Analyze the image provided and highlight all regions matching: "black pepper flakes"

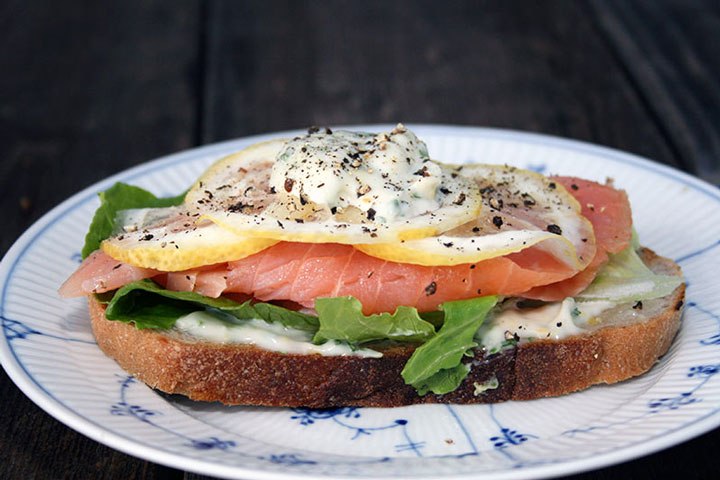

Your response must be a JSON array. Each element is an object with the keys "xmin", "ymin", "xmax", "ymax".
[
  {"xmin": 633, "ymin": 301, "xmax": 643, "ymax": 310},
  {"xmin": 141, "ymin": 234, "xmax": 154, "ymax": 241},
  {"xmin": 489, "ymin": 197, "xmax": 503, "ymax": 210},
  {"xmin": 492, "ymin": 216, "xmax": 503, "ymax": 228},
  {"xmin": 414, "ymin": 166, "xmax": 430, "ymax": 177},
  {"xmin": 547, "ymin": 224, "xmax": 562, "ymax": 235},
  {"xmin": 521, "ymin": 193, "xmax": 536, "ymax": 207},
  {"xmin": 367, "ymin": 208, "xmax": 377, "ymax": 221},
  {"xmin": 228, "ymin": 201, "xmax": 253, "ymax": 213},
  {"xmin": 425, "ymin": 281, "xmax": 437, "ymax": 296}
]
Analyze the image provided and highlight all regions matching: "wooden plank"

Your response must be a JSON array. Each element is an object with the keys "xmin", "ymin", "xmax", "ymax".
[
  {"xmin": 201, "ymin": 0, "xmax": 678, "ymax": 170},
  {"xmin": 0, "ymin": 0, "xmax": 199, "ymax": 478},
  {"xmin": 0, "ymin": 0, "xmax": 202, "ymax": 254},
  {"xmin": 588, "ymin": 0, "xmax": 720, "ymax": 183}
]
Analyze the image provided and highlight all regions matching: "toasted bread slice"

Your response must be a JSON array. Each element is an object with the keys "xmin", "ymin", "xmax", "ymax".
[{"xmin": 89, "ymin": 248, "xmax": 685, "ymax": 407}]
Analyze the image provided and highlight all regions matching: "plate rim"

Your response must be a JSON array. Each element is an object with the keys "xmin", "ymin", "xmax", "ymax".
[{"xmin": 1, "ymin": 124, "xmax": 719, "ymax": 480}]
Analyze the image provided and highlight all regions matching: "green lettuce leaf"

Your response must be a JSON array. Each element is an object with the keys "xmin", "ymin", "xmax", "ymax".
[
  {"xmin": 105, "ymin": 279, "xmax": 318, "ymax": 331},
  {"xmin": 401, "ymin": 296, "xmax": 498, "ymax": 395},
  {"xmin": 312, "ymin": 296, "xmax": 436, "ymax": 344},
  {"xmin": 576, "ymin": 244, "xmax": 683, "ymax": 303},
  {"xmin": 82, "ymin": 183, "xmax": 186, "ymax": 258}
]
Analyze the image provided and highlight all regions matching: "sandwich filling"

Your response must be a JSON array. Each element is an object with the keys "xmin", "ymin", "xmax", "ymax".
[{"xmin": 60, "ymin": 125, "xmax": 683, "ymax": 396}]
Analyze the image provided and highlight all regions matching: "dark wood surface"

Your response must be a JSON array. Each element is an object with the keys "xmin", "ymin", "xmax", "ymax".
[{"xmin": 1, "ymin": 1, "xmax": 718, "ymax": 478}]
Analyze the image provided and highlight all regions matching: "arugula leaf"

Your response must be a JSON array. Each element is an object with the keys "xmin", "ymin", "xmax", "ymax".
[
  {"xmin": 312, "ymin": 296, "xmax": 436, "ymax": 344},
  {"xmin": 401, "ymin": 296, "xmax": 497, "ymax": 395},
  {"xmin": 105, "ymin": 280, "xmax": 318, "ymax": 331},
  {"xmin": 105, "ymin": 280, "xmax": 243, "ymax": 328},
  {"xmin": 224, "ymin": 301, "xmax": 319, "ymax": 333},
  {"xmin": 82, "ymin": 183, "xmax": 186, "ymax": 258}
]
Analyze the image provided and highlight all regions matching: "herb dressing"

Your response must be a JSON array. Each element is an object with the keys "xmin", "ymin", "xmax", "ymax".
[
  {"xmin": 478, "ymin": 298, "xmax": 616, "ymax": 354},
  {"xmin": 174, "ymin": 311, "xmax": 382, "ymax": 358},
  {"xmin": 270, "ymin": 124, "xmax": 452, "ymax": 223}
]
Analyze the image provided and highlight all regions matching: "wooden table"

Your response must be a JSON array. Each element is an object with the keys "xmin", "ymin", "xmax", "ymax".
[{"xmin": 1, "ymin": 1, "xmax": 718, "ymax": 478}]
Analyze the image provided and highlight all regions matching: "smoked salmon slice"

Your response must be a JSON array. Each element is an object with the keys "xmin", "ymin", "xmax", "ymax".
[
  {"xmin": 223, "ymin": 241, "xmax": 578, "ymax": 314},
  {"xmin": 521, "ymin": 177, "xmax": 632, "ymax": 301},
  {"xmin": 59, "ymin": 177, "xmax": 632, "ymax": 315},
  {"xmin": 58, "ymin": 250, "xmax": 158, "ymax": 297}
]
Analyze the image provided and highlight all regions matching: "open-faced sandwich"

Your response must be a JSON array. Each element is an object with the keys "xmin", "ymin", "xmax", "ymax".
[{"xmin": 59, "ymin": 125, "xmax": 685, "ymax": 407}]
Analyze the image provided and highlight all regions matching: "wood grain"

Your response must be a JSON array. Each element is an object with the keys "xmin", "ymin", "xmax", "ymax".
[
  {"xmin": 0, "ymin": 0, "xmax": 201, "ymax": 253},
  {"xmin": 589, "ymin": 0, "xmax": 720, "ymax": 183},
  {"xmin": 200, "ymin": 0, "xmax": 678, "ymax": 170}
]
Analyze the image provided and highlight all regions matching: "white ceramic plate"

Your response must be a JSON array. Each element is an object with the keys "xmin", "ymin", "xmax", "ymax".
[{"xmin": 2, "ymin": 125, "xmax": 719, "ymax": 480}]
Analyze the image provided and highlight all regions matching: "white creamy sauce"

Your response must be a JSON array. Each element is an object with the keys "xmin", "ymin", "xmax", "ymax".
[
  {"xmin": 269, "ymin": 124, "xmax": 445, "ymax": 222},
  {"xmin": 174, "ymin": 299, "xmax": 618, "ymax": 360},
  {"xmin": 473, "ymin": 376, "xmax": 499, "ymax": 396},
  {"xmin": 174, "ymin": 311, "xmax": 382, "ymax": 358},
  {"xmin": 478, "ymin": 298, "xmax": 616, "ymax": 354}
]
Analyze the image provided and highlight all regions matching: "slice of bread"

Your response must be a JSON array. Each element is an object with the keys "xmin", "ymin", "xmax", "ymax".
[{"xmin": 89, "ymin": 248, "xmax": 685, "ymax": 407}]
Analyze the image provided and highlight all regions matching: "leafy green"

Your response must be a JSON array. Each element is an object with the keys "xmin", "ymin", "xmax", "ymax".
[
  {"xmin": 312, "ymin": 296, "xmax": 436, "ymax": 344},
  {"xmin": 105, "ymin": 280, "xmax": 243, "ymax": 329},
  {"xmin": 401, "ymin": 296, "xmax": 498, "ymax": 395},
  {"xmin": 226, "ymin": 301, "xmax": 319, "ymax": 333},
  {"xmin": 414, "ymin": 364, "xmax": 471, "ymax": 396},
  {"xmin": 104, "ymin": 279, "xmax": 499, "ymax": 396},
  {"xmin": 576, "ymin": 242, "xmax": 683, "ymax": 303},
  {"xmin": 82, "ymin": 183, "xmax": 186, "ymax": 258},
  {"xmin": 105, "ymin": 279, "xmax": 318, "ymax": 331}
]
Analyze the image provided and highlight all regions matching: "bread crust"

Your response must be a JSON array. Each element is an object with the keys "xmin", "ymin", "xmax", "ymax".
[{"xmin": 89, "ymin": 248, "xmax": 685, "ymax": 407}]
